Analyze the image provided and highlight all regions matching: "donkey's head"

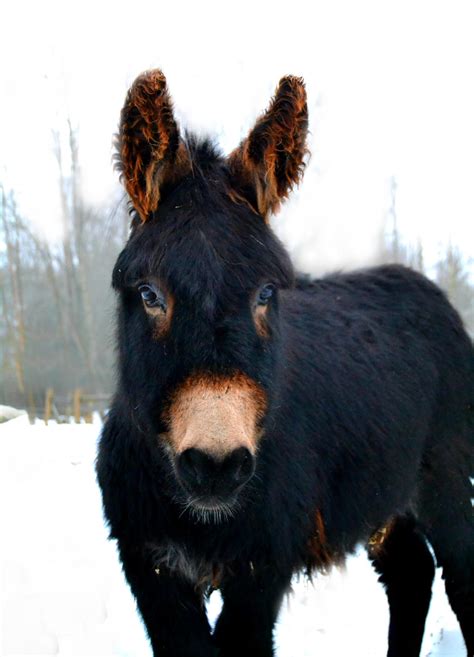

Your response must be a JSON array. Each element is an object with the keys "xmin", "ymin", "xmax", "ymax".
[{"xmin": 113, "ymin": 70, "xmax": 308, "ymax": 521}]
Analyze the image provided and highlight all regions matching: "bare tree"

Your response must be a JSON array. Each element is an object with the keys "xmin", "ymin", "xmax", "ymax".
[
  {"xmin": 435, "ymin": 244, "xmax": 474, "ymax": 335},
  {"xmin": 53, "ymin": 120, "xmax": 100, "ymax": 388},
  {"xmin": 0, "ymin": 186, "xmax": 26, "ymax": 393}
]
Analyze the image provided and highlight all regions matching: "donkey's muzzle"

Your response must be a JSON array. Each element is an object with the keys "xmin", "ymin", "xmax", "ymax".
[{"xmin": 176, "ymin": 447, "xmax": 255, "ymax": 499}]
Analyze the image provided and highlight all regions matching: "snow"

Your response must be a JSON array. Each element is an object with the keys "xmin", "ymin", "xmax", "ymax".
[
  {"xmin": 0, "ymin": 405, "xmax": 27, "ymax": 423},
  {"xmin": 0, "ymin": 417, "xmax": 465, "ymax": 657}
]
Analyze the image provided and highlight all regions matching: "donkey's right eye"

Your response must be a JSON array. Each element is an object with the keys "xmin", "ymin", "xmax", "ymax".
[{"xmin": 138, "ymin": 284, "xmax": 167, "ymax": 311}]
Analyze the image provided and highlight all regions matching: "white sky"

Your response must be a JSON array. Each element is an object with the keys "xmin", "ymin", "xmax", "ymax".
[{"xmin": 1, "ymin": 0, "xmax": 473, "ymax": 274}]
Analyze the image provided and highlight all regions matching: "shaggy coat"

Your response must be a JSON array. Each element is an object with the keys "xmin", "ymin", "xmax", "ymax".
[{"xmin": 96, "ymin": 70, "xmax": 474, "ymax": 657}]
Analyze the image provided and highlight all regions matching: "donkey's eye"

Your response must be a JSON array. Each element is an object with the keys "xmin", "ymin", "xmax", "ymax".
[
  {"xmin": 257, "ymin": 284, "xmax": 275, "ymax": 306},
  {"xmin": 138, "ymin": 284, "xmax": 167, "ymax": 311}
]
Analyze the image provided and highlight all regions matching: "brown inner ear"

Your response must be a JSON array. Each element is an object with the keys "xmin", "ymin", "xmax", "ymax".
[
  {"xmin": 116, "ymin": 69, "xmax": 191, "ymax": 222},
  {"xmin": 227, "ymin": 75, "xmax": 309, "ymax": 220}
]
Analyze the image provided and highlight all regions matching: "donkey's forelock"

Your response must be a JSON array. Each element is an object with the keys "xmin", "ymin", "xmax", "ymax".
[
  {"xmin": 112, "ymin": 170, "xmax": 296, "ymax": 297},
  {"xmin": 115, "ymin": 69, "xmax": 309, "ymax": 224}
]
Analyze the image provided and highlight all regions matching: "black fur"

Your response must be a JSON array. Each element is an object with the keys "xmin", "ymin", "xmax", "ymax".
[{"xmin": 97, "ymin": 136, "xmax": 474, "ymax": 656}]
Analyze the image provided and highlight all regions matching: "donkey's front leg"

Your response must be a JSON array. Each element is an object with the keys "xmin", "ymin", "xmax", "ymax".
[
  {"xmin": 214, "ymin": 563, "xmax": 292, "ymax": 657},
  {"xmin": 118, "ymin": 542, "xmax": 217, "ymax": 657}
]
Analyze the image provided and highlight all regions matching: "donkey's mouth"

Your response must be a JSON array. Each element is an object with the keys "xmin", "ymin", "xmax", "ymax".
[{"xmin": 181, "ymin": 495, "xmax": 240, "ymax": 524}]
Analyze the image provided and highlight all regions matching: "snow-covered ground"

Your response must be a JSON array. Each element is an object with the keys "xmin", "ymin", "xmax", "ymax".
[{"xmin": 0, "ymin": 417, "xmax": 465, "ymax": 657}]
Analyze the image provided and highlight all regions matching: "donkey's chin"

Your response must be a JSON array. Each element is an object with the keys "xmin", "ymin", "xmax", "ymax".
[{"xmin": 184, "ymin": 496, "xmax": 240, "ymax": 524}]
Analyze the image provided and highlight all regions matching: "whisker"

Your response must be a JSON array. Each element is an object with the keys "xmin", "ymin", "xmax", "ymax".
[{"xmin": 181, "ymin": 496, "xmax": 242, "ymax": 524}]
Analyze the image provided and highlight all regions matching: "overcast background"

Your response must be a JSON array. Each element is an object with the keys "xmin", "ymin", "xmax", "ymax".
[
  {"xmin": 2, "ymin": 0, "xmax": 474, "ymax": 264},
  {"xmin": 1, "ymin": 0, "xmax": 473, "ymax": 406}
]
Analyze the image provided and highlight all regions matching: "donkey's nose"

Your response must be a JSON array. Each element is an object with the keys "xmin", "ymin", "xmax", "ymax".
[{"xmin": 176, "ymin": 447, "xmax": 255, "ymax": 498}]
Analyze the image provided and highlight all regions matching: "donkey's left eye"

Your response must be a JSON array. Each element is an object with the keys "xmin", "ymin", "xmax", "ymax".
[
  {"xmin": 138, "ymin": 284, "xmax": 167, "ymax": 311},
  {"xmin": 257, "ymin": 284, "xmax": 275, "ymax": 306}
]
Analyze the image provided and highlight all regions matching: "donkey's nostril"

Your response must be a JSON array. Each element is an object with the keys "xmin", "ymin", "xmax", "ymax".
[
  {"xmin": 176, "ymin": 447, "xmax": 255, "ymax": 499},
  {"xmin": 176, "ymin": 448, "xmax": 208, "ymax": 488},
  {"xmin": 225, "ymin": 447, "xmax": 255, "ymax": 486}
]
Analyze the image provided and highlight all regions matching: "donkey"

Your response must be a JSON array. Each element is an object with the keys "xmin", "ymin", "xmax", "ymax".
[{"xmin": 96, "ymin": 70, "xmax": 474, "ymax": 657}]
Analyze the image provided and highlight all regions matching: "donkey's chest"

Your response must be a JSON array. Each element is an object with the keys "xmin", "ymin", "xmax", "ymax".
[{"xmin": 147, "ymin": 542, "xmax": 225, "ymax": 589}]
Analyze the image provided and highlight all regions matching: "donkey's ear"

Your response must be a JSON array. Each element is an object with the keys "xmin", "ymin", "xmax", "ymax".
[
  {"xmin": 227, "ymin": 76, "xmax": 308, "ymax": 220},
  {"xmin": 115, "ymin": 69, "xmax": 190, "ymax": 223}
]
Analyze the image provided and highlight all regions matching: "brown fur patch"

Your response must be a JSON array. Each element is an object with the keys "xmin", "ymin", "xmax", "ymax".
[
  {"xmin": 162, "ymin": 373, "xmax": 267, "ymax": 459},
  {"xmin": 227, "ymin": 75, "xmax": 309, "ymax": 220},
  {"xmin": 253, "ymin": 303, "xmax": 270, "ymax": 338},
  {"xmin": 143, "ymin": 291, "xmax": 174, "ymax": 340},
  {"xmin": 307, "ymin": 509, "xmax": 336, "ymax": 571},
  {"xmin": 367, "ymin": 518, "xmax": 395, "ymax": 557},
  {"xmin": 116, "ymin": 69, "xmax": 191, "ymax": 222}
]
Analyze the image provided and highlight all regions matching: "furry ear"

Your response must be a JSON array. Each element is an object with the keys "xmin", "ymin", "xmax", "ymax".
[
  {"xmin": 115, "ymin": 69, "xmax": 190, "ymax": 223},
  {"xmin": 227, "ymin": 76, "xmax": 308, "ymax": 220}
]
